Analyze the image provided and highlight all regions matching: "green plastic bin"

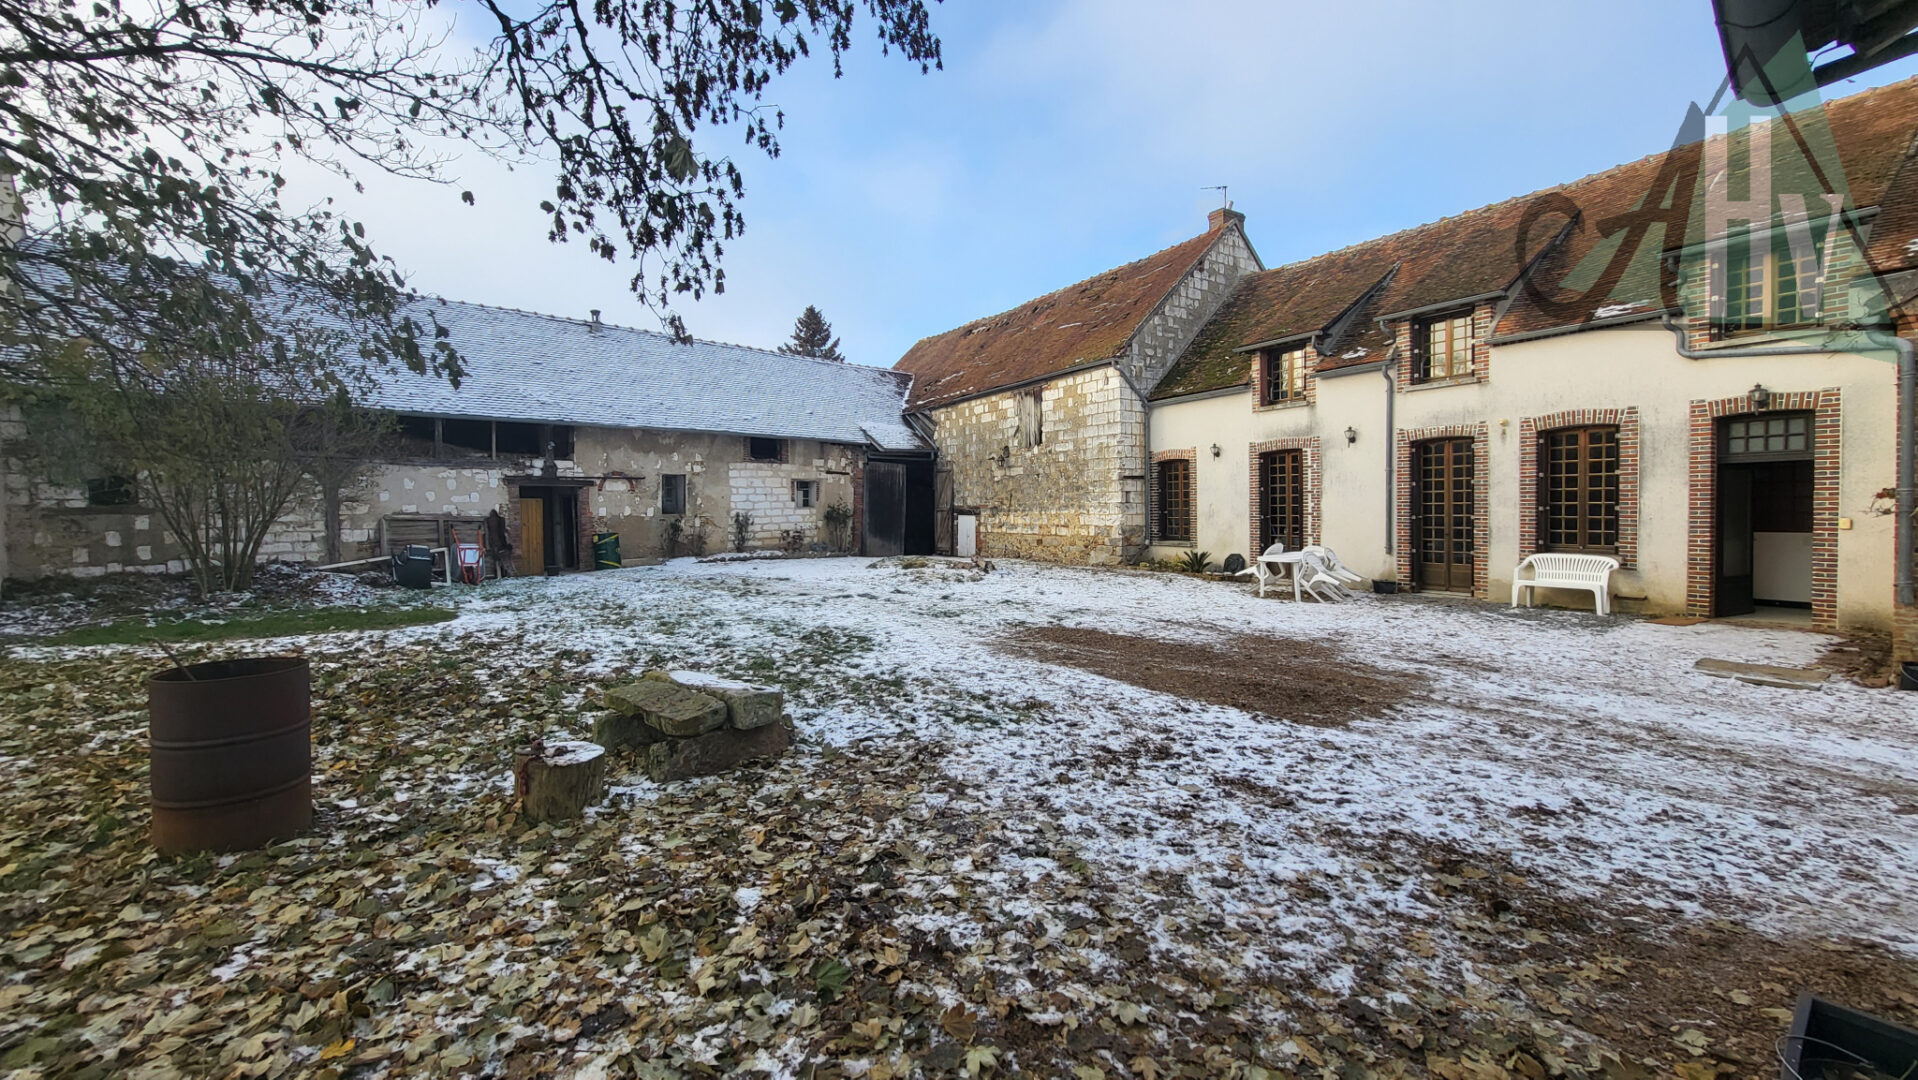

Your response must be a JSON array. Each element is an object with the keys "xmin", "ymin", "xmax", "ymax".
[{"xmin": 591, "ymin": 532, "xmax": 622, "ymax": 570}]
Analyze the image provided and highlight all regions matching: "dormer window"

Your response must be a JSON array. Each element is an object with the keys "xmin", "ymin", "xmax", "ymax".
[
  {"xmin": 1412, "ymin": 310, "xmax": 1474, "ymax": 382},
  {"xmin": 1713, "ymin": 225, "xmax": 1823, "ymax": 337},
  {"xmin": 1260, "ymin": 346, "xmax": 1309, "ymax": 405}
]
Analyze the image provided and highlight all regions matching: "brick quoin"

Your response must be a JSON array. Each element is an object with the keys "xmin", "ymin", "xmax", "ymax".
[
  {"xmin": 1517, "ymin": 407, "xmax": 1641, "ymax": 568},
  {"xmin": 1685, "ymin": 389, "xmax": 1841, "ymax": 629},
  {"xmin": 1244, "ymin": 437, "xmax": 1322, "ymax": 561},
  {"xmin": 1395, "ymin": 423, "xmax": 1491, "ymax": 598}
]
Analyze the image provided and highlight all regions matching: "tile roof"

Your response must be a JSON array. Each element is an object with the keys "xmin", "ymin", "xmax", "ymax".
[
  {"xmin": 892, "ymin": 225, "xmax": 1228, "ymax": 410},
  {"xmin": 369, "ymin": 298, "xmax": 925, "ymax": 451},
  {"xmin": 1152, "ymin": 76, "xmax": 1918, "ymax": 399}
]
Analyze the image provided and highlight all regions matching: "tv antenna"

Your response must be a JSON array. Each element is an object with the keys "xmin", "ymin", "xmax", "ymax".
[{"xmin": 1203, "ymin": 184, "xmax": 1230, "ymax": 209}]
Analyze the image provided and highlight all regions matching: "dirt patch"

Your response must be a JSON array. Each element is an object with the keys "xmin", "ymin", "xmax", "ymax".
[{"xmin": 1002, "ymin": 625, "xmax": 1422, "ymax": 727}]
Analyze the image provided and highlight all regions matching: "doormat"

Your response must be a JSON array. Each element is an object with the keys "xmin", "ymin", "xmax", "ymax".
[{"xmin": 1646, "ymin": 616, "xmax": 1708, "ymax": 626}]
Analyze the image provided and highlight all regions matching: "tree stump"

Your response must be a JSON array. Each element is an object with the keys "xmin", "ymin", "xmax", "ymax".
[{"xmin": 514, "ymin": 740, "xmax": 607, "ymax": 823}]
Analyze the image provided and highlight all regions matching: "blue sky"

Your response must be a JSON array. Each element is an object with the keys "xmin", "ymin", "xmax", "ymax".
[{"xmin": 330, "ymin": 1, "xmax": 1918, "ymax": 368}]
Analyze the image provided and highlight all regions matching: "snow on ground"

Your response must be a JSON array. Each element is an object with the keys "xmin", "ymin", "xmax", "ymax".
[
  {"xmin": 419, "ymin": 557, "xmax": 1918, "ymax": 964},
  {"xmin": 5, "ymin": 555, "xmax": 1916, "ymax": 1077}
]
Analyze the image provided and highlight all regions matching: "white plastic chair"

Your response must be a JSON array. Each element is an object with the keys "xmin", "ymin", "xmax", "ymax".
[
  {"xmin": 1300, "ymin": 544, "xmax": 1363, "ymax": 586},
  {"xmin": 1296, "ymin": 550, "xmax": 1358, "ymax": 602},
  {"xmin": 1233, "ymin": 543, "xmax": 1289, "ymax": 597}
]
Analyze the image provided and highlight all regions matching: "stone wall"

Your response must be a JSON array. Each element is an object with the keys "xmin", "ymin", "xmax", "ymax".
[
  {"xmin": 1123, "ymin": 224, "xmax": 1262, "ymax": 391},
  {"xmin": 2, "ymin": 416, "xmax": 863, "ymax": 581},
  {"xmin": 930, "ymin": 366, "xmax": 1144, "ymax": 565},
  {"xmin": 923, "ymin": 223, "xmax": 1257, "ymax": 566}
]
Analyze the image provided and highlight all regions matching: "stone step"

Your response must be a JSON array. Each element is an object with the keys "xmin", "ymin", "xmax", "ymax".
[{"xmin": 1693, "ymin": 657, "xmax": 1830, "ymax": 690}]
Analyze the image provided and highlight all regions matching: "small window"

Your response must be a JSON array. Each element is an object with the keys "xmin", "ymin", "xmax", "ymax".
[
  {"xmin": 793, "ymin": 480, "xmax": 819, "ymax": 508},
  {"xmin": 1541, "ymin": 426, "xmax": 1619, "ymax": 553},
  {"xmin": 748, "ymin": 437, "xmax": 785, "ymax": 462},
  {"xmin": 1155, "ymin": 458, "xmax": 1193, "ymax": 542},
  {"xmin": 661, "ymin": 474, "xmax": 687, "ymax": 515},
  {"xmin": 1413, "ymin": 310, "xmax": 1474, "ymax": 382},
  {"xmin": 1714, "ymin": 225, "xmax": 1824, "ymax": 337},
  {"xmin": 86, "ymin": 476, "xmax": 135, "ymax": 506},
  {"xmin": 1261, "ymin": 346, "xmax": 1308, "ymax": 405},
  {"xmin": 1017, "ymin": 389, "xmax": 1044, "ymax": 448},
  {"xmin": 1723, "ymin": 413, "xmax": 1811, "ymax": 459}
]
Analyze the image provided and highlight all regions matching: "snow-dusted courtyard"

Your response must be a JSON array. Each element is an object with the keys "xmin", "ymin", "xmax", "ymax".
[{"xmin": 2, "ymin": 556, "xmax": 1915, "ymax": 1078}]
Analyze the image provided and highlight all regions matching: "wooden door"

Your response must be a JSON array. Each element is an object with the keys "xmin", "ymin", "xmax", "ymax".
[
  {"xmin": 1414, "ymin": 438, "xmax": 1475, "ymax": 592},
  {"xmin": 933, "ymin": 463, "xmax": 954, "ymax": 555},
  {"xmin": 518, "ymin": 497, "xmax": 545, "ymax": 577},
  {"xmin": 1257, "ymin": 449, "xmax": 1304, "ymax": 552},
  {"xmin": 863, "ymin": 462, "xmax": 906, "ymax": 557}
]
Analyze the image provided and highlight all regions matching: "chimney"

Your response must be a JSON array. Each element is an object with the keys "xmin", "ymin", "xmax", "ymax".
[
  {"xmin": 1208, "ymin": 203, "xmax": 1245, "ymax": 232},
  {"xmin": 588, "ymin": 309, "xmax": 601, "ymax": 331}
]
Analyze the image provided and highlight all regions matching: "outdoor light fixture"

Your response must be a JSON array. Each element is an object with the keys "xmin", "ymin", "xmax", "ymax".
[
  {"xmin": 1210, "ymin": 443, "xmax": 1221, "ymax": 458},
  {"xmin": 1344, "ymin": 426, "xmax": 1358, "ymax": 445},
  {"xmin": 1750, "ymin": 383, "xmax": 1772, "ymax": 410}
]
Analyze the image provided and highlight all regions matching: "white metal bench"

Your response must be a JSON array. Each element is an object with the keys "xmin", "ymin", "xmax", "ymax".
[{"xmin": 1512, "ymin": 553, "xmax": 1621, "ymax": 616}]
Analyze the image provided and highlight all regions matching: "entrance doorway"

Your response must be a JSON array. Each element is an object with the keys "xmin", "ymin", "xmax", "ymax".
[
  {"xmin": 863, "ymin": 456, "xmax": 936, "ymax": 556},
  {"xmin": 1714, "ymin": 413, "xmax": 1813, "ymax": 616},
  {"xmin": 1256, "ymin": 449, "xmax": 1306, "ymax": 553},
  {"xmin": 1413, "ymin": 437, "xmax": 1475, "ymax": 592},
  {"xmin": 516, "ymin": 485, "xmax": 580, "ymax": 575}
]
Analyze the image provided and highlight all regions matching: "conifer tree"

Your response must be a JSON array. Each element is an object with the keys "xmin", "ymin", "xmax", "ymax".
[{"xmin": 779, "ymin": 306, "xmax": 846, "ymax": 362}]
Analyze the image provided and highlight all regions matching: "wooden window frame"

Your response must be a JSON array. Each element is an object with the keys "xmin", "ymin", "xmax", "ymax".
[
  {"xmin": 661, "ymin": 474, "xmax": 687, "ymax": 515},
  {"xmin": 1712, "ymin": 227, "xmax": 1823, "ymax": 339},
  {"xmin": 1260, "ymin": 346, "xmax": 1309, "ymax": 406},
  {"xmin": 1540, "ymin": 426, "xmax": 1620, "ymax": 555},
  {"xmin": 792, "ymin": 479, "xmax": 819, "ymax": 508},
  {"xmin": 1720, "ymin": 412, "xmax": 1813, "ymax": 462},
  {"xmin": 1155, "ymin": 457, "xmax": 1194, "ymax": 543},
  {"xmin": 1257, "ymin": 448, "xmax": 1306, "ymax": 552},
  {"xmin": 1017, "ymin": 389, "xmax": 1044, "ymax": 448},
  {"xmin": 1411, "ymin": 310, "xmax": 1474, "ymax": 383}
]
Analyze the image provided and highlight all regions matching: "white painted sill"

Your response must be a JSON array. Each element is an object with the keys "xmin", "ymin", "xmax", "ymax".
[{"xmin": 1403, "ymin": 375, "xmax": 1480, "ymax": 393}]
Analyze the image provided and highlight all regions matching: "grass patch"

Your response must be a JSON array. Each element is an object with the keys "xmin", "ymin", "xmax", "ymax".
[{"xmin": 30, "ymin": 605, "xmax": 457, "ymax": 647}]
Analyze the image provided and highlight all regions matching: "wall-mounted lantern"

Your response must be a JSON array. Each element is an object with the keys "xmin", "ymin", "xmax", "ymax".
[
  {"xmin": 1344, "ymin": 426, "xmax": 1358, "ymax": 445},
  {"xmin": 1210, "ymin": 443, "xmax": 1222, "ymax": 458},
  {"xmin": 1749, "ymin": 383, "xmax": 1772, "ymax": 410}
]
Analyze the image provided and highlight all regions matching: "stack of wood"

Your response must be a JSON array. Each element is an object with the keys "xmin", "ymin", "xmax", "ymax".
[{"xmin": 595, "ymin": 670, "xmax": 791, "ymax": 781}]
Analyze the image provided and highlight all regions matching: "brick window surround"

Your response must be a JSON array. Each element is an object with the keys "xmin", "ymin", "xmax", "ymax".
[
  {"xmin": 1252, "ymin": 346, "xmax": 1316, "ymax": 412},
  {"xmin": 1396, "ymin": 303, "xmax": 1494, "ymax": 388},
  {"xmin": 1394, "ymin": 423, "xmax": 1491, "ymax": 597},
  {"xmin": 1518, "ymin": 408, "xmax": 1641, "ymax": 568},
  {"xmin": 1686, "ymin": 389, "xmax": 1841, "ymax": 628},
  {"xmin": 1150, "ymin": 448, "xmax": 1198, "ymax": 546},
  {"xmin": 1245, "ymin": 437, "xmax": 1322, "ymax": 559}
]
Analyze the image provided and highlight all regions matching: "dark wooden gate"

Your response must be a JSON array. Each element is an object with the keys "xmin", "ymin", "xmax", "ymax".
[
  {"xmin": 933, "ymin": 463, "xmax": 954, "ymax": 556},
  {"xmin": 864, "ymin": 461, "xmax": 907, "ymax": 557},
  {"xmin": 1257, "ymin": 449, "xmax": 1305, "ymax": 552},
  {"xmin": 1414, "ymin": 438, "xmax": 1475, "ymax": 592}
]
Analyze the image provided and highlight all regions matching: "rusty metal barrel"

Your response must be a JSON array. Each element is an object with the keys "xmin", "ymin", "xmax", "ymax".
[{"xmin": 148, "ymin": 657, "xmax": 312, "ymax": 855}]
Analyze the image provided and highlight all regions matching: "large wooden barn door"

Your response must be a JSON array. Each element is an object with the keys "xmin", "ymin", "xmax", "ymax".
[
  {"xmin": 863, "ymin": 461, "xmax": 906, "ymax": 557},
  {"xmin": 1413, "ymin": 438, "xmax": 1475, "ymax": 592},
  {"xmin": 933, "ymin": 463, "xmax": 954, "ymax": 556}
]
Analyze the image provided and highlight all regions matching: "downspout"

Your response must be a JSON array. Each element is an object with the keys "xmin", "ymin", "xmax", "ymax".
[
  {"xmin": 1659, "ymin": 311, "xmax": 1916, "ymax": 606},
  {"xmin": 1382, "ymin": 356, "xmax": 1396, "ymax": 556}
]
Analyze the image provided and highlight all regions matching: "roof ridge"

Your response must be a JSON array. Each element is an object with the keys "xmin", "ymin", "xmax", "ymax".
[
  {"xmin": 411, "ymin": 293, "xmax": 874, "ymax": 371},
  {"xmin": 900, "ymin": 227, "xmax": 1217, "ymax": 349}
]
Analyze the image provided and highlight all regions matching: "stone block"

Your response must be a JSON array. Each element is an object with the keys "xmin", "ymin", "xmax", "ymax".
[
  {"xmin": 603, "ymin": 680, "xmax": 728, "ymax": 737},
  {"xmin": 592, "ymin": 709, "xmax": 667, "ymax": 750},
  {"xmin": 642, "ymin": 669, "xmax": 783, "ymax": 729},
  {"xmin": 643, "ymin": 719, "xmax": 792, "ymax": 782}
]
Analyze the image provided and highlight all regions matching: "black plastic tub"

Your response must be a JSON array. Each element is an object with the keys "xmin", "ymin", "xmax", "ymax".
[
  {"xmin": 1372, "ymin": 580, "xmax": 1400, "ymax": 595},
  {"xmin": 1781, "ymin": 994, "xmax": 1918, "ymax": 1079},
  {"xmin": 1900, "ymin": 661, "xmax": 1918, "ymax": 691}
]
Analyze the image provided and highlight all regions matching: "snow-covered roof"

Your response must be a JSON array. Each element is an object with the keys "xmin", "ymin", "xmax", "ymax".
[{"xmin": 368, "ymin": 297, "xmax": 925, "ymax": 451}]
